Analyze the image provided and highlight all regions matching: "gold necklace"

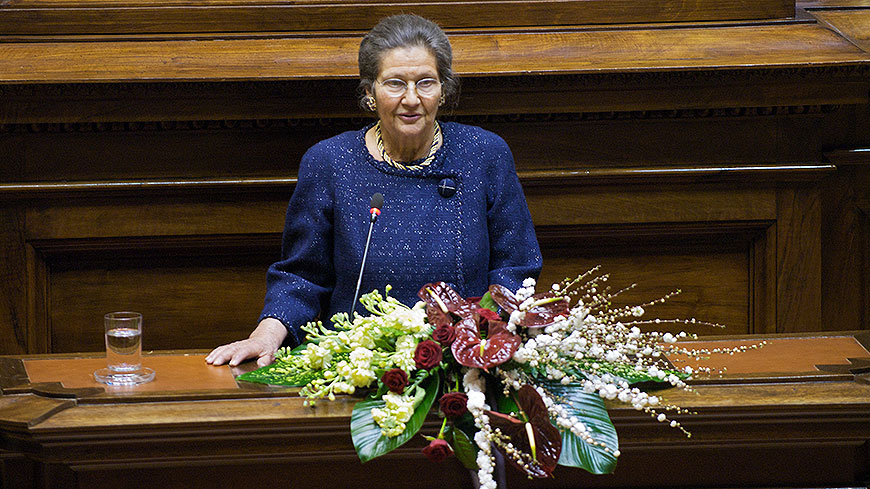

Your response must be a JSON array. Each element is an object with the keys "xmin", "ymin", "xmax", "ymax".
[{"xmin": 375, "ymin": 120, "xmax": 441, "ymax": 171}]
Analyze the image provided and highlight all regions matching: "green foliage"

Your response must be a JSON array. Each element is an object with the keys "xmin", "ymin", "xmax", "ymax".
[
  {"xmin": 543, "ymin": 381, "xmax": 618, "ymax": 475},
  {"xmin": 478, "ymin": 291, "xmax": 498, "ymax": 313},
  {"xmin": 351, "ymin": 374, "xmax": 439, "ymax": 463},
  {"xmin": 496, "ymin": 389, "xmax": 519, "ymax": 415},
  {"xmin": 449, "ymin": 426, "xmax": 479, "ymax": 469},
  {"xmin": 236, "ymin": 357, "xmax": 322, "ymax": 387}
]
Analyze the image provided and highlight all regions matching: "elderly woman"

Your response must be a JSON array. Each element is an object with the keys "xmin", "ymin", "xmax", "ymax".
[{"xmin": 207, "ymin": 14, "xmax": 541, "ymax": 367}]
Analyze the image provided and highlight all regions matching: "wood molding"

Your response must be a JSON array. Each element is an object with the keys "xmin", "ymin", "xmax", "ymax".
[
  {"xmin": 1, "ymin": 23, "xmax": 867, "ymax": 85},
  {"xmin": 25, "ymin": 242, "xmax": 49, "ymax": 354},
  {"xmin": 28, "ymin": 233, "xmax": 282, "ymax": 257},
  {"xmin": 2, "ymin": 67, "xmax": 867, "ymax": 123},
  {"xmin": 825, "ymin": 147, "xmax": 870, "ymax": 166},
  {"xmin": 535, "ymin": 220, "xmax": 775, "ymax": 244},
  {"xmin": 751, "ymin": 223, "xmax": 779, "ymax": 334},
  {"xmin": 776, "ymin": 185, "xmax": 824, "ymax": 332},
  {"xmin": 0, "ymin": 0, "xmax": 796, "ymax": 35},
  {"xmin": 0, "ymin": 164, "xmax": 837, "ymax": 200},
  {"xmin": 0, "ymin": 206, "xmax": 27, "ymax": 355}
]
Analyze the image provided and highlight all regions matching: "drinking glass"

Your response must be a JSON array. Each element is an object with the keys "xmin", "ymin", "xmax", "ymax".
[{"xmin": 94, "ymin": 312, "xmax": 155, "ymax": 385}]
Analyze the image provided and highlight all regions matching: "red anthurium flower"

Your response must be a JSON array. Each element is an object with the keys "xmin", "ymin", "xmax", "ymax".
[
  {"xmin": 475, "ymin": 307, "xmax": 501, "ymax": 322},
  {"xmin": 488, "ymin": 284, "xmax": 522, "ymax": 312},
  {"xmin": 488, "ymin": 284, "xmax": 570, "ymax": 329},
  {"xmin": 451, "ymin": 312, "xmax": 520, "ymax": 369},
  {"xmin": 417, "ymin": 282, "xmax": 477, "ymax": 327},
  {"xmin": 486, "ymin": 385, "xmax": 562, "ymax": 478}
]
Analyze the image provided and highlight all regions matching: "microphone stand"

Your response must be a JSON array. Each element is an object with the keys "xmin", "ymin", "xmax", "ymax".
[{"xmin": 351, "ymin": 197, "xmax": 382, "ymax": 315}]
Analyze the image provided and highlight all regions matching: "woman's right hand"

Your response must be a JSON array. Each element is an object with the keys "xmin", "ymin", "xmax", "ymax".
[{"xmin": 205, "ymin": 318, "xmax": 288, "ymax": 367}]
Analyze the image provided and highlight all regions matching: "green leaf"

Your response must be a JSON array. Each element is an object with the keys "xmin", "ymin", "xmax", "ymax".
[
  {"xmin": 478, "ymin": 291, "xmax": 498, "ymax": 312},
  {"xmin": 236, "ymin": 360, "xmax": 321, "ymax": 387},
  {"xmin": 451, "ymin": 426, "xmax": 479, "ymax": 469},
  {"xmin": 495, "ymin": 389, "xmax": 519, "ymax": 415},
  {"xmin": 351, "ymin": 373, "xmax": 439, "ymax": 463},
  {"xmin": 452, "ymin": 412, "xmax": 478, "ymax": 440},
  {"xmin": 544, "ymin": 382, "xmax": 618, "ymax": 475}
]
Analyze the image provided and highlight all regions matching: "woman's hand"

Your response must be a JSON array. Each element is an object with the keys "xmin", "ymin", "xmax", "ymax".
[{"xmin": 205, "ymin": 318, "xmax": 288, "ymax": 367}]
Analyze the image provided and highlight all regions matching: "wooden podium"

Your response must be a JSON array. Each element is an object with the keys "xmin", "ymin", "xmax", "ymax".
[
  {"xmin": 1, "ymin": 332, "xmax": 868, "ymax": 488},
  {"xmin": 2, "ymin": 0, "xmax": 869, "ymax": 359}
]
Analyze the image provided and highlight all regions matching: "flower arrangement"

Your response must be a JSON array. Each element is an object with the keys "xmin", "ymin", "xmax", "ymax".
[{"xmin": 239, "ymin": 269, "xmax": 729, "ymax": 487}]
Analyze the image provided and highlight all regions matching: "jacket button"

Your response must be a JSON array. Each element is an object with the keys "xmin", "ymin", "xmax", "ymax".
[{"xmin": 437, "ymin": 178, "xmax": 456, "ymax": 198}]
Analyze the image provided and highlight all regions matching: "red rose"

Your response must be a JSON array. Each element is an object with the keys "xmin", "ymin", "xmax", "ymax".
[
  {"xmin": 414, "ymin": 340, "xmax": 443, "ymax": 370},
  {"xmin": 422, "ymin": 438, "xmax": 453, "ymax": 463},
  {"xmin": 438, "ymin": 392, "xmax": 469, "ymax": 418},
  {"xmin": 381, "ymin": 368, "xmax": 409, "ymax": 393},
  {"xmin": 432, "ymin": 324, "xmax": 456, "ymax": 346}
]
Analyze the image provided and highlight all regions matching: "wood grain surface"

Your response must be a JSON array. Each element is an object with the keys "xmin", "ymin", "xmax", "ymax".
[
  {"xmin": 1, "ymin": 23, "xmax": 867, "ymax": 84},
  {"xmin": 1, "ymin": 333, "xmax": 868, "ymax": 488},
  {"xmin": 0, "ymin": 0, "xmax": 795, "ymax": 35}
]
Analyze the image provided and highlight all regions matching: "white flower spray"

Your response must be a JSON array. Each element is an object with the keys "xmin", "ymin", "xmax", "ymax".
[{"xmin": 463, "ymin": 369, "xmax": 497, "ymax": 489}]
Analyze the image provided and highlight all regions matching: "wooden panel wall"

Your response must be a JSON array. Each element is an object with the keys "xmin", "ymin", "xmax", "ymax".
[
  {"xmin": 0, "ymin": 1, "xmax": 869, "ymax": 355},
  {"xmin": 1, "ymin": 106, "xmax": 866, "ymax": 354}
]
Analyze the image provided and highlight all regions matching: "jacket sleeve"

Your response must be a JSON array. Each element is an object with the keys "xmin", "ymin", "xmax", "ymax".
[
  {"xmin": 485, "ymin": 136, "xmax": 543, "ymax": 292},
  {"xmin": 259, "ymin": 145, "xmax": 335, "ymax": 347}
]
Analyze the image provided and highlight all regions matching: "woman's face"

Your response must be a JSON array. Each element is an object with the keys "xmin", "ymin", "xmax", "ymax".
[{"xmin": 368, "ymin": 45, "xmax": 442, "ymax": 146}]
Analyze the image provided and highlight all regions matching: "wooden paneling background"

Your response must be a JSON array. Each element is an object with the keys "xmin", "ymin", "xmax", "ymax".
[{"xmin": 0, "ymin": 0, "xmax": 868, "ymax": 355}]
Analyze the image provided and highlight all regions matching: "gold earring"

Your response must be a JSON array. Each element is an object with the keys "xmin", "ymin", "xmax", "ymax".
[
  {"xmin": 438, "ymin": 95, "xmax": 445, "ymax": 107},
  {"xmin": 366, "ymin": 96, "xmax": 377, "ymax": 111}
]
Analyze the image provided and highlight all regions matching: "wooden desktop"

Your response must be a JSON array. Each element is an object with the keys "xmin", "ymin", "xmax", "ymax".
[{"xmin": 1, "ymin": 332, "xmax": 868, "ymax": 488}]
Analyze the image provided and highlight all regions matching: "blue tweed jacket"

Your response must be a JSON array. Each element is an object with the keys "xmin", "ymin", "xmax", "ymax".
[{"xmin": 259, "ymin": 121, "xmax": 542, "ymax": 346}]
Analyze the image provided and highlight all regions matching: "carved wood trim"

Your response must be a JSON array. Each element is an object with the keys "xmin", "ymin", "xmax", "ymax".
[
  {"xmin": 0, "ymin": 164, "xmax": 837, "ymax": 199},
  {"xmin": 535, "ymin": 221, "xmax": 775, "ymax": 244},
  {"xmin": 25, "ymin": 243, "xmax": 49, "ymax": 354},
  {"xmin": 0, "ymin": 206, "xmax": 27, "ymax": 355},
  {"xmin": 28, "ymin": 234, "xmax": 282, "ymax": 257},
  {"xmin": 0, "ymin": 358, "xmax": 29, "ymax": 393},
  {"xmin": 1, "ymin": 74, "xmax": 865, "ymax": 124},
  {"xmin": 751, "ymin": 223, "xmax": 778, "ymax": 334},
  {"xmin": 0, "ymin": 104, "xmax": 848, "ymax": 132},
  {"xmin": 825, "ymin": 147, "xmax": 870, "ymax": 166},
  {"xmin": 0, "ymin": 0, "xmax": 796, "ymax": 35}
]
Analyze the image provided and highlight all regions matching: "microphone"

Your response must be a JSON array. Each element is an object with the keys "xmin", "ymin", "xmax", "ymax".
[
  {"xmin": 351, "ymin": 193, "xmax": 384, "ymax": 315},
  {"xmin": 369, "ymin": 192, "xmax": 384, "ymax": 223}
]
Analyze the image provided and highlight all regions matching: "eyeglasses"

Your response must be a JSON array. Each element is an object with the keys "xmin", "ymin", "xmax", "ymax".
[{"xmin": 376, "ymin": 77, "xmax": 441, "ymax": 98}]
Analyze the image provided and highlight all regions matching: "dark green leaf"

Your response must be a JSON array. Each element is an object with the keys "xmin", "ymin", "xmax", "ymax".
[
  {"xmin": 351, "ymin": 373, "xmax": 439, "ymax": 463},
  {"xmin": 450, "ymin": 427, "xmax": 479, "ymax": 469},
  {"xmin": 495, "ymin": 389, "xmax": 519, "ymax": 415},
  {"xmin": 544, "ymin": 382, "xmax": 618, "ymax": 475},
  {"xmin": 452, "ymin": 412, "xmax": 478, "ymax": 441}
]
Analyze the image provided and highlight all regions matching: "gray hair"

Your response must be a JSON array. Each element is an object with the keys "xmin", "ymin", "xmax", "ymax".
[{"xmin": 358, "ymin": 14, "xmax": 459, "ymax": 111}]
